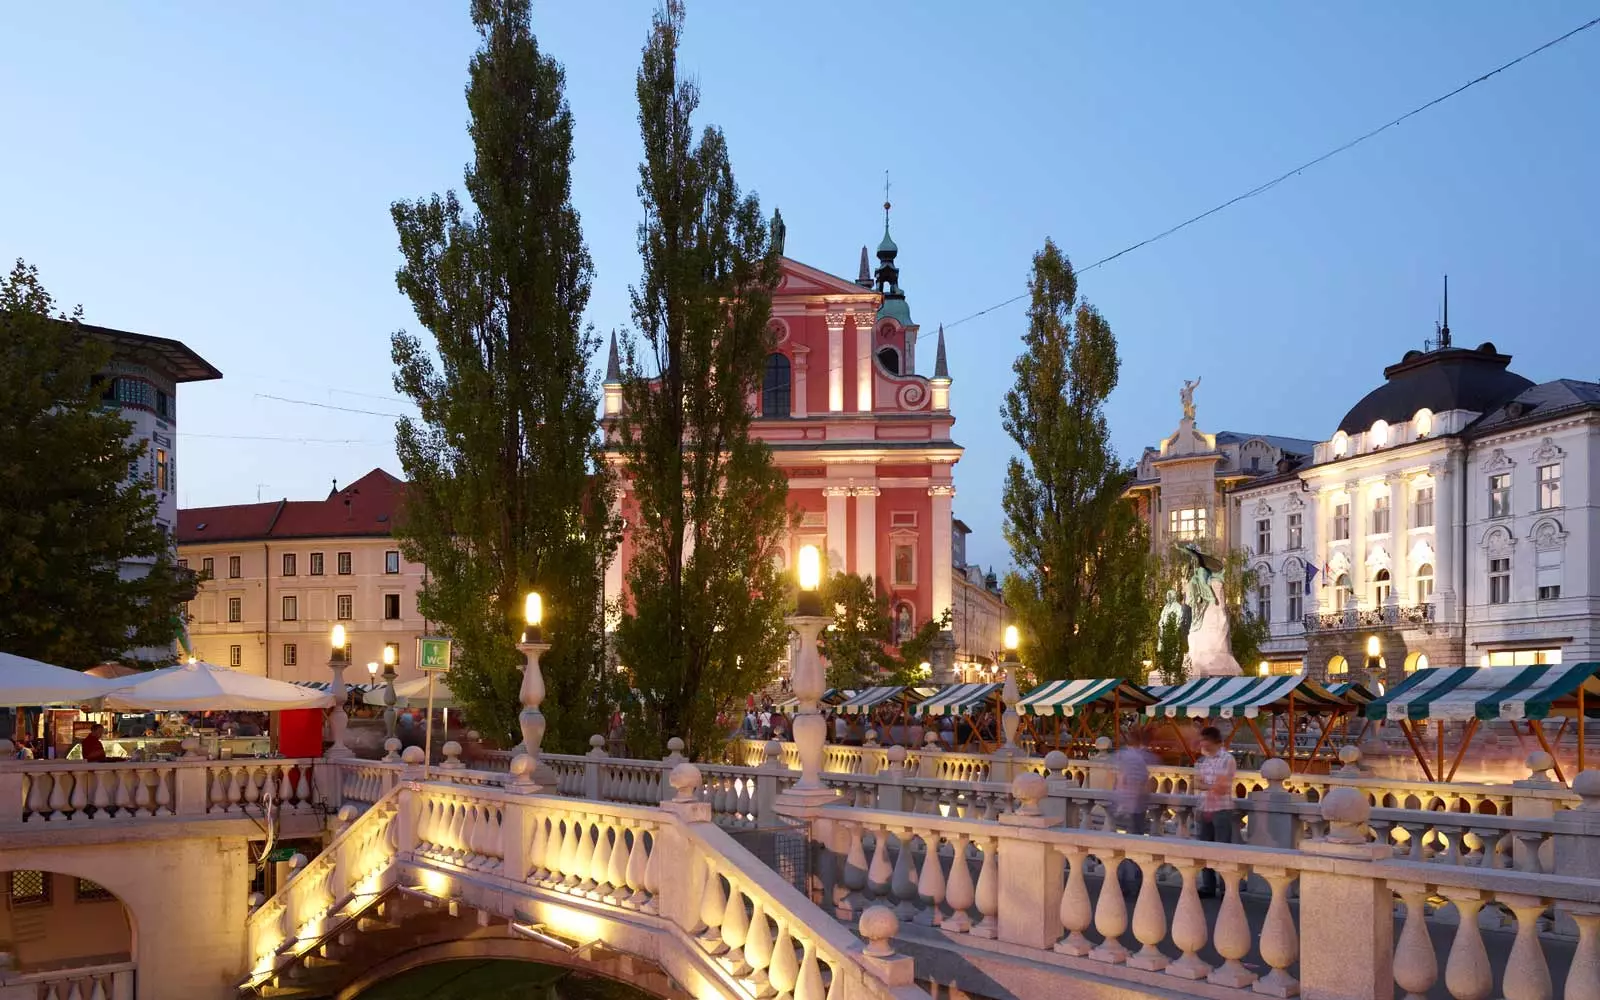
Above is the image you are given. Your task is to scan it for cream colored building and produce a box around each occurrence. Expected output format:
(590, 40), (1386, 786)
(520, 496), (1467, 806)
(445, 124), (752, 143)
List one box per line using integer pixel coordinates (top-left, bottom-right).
(176, 469), (431, 684)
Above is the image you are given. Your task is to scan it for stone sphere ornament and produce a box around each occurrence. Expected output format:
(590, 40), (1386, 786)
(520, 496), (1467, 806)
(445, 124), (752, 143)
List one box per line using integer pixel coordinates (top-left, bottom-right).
(1043, 750), (1070, 775)
(859, 905), (901, 957)
(509, 753), (536, 785)
(669, 762), (703, 802)
(1319, 785), (1372, 844)
(1011, 772), (1047, 816)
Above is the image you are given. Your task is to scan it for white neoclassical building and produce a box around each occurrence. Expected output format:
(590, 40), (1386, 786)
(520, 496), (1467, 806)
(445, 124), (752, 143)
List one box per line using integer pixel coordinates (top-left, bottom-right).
(1231, 330), (1599, 683)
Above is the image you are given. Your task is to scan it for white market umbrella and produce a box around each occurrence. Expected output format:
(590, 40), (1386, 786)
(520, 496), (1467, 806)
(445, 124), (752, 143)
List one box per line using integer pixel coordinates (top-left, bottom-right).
(364, 675), (457, 709)
(0, 652), (132, 706)
(103, 661), (336, 712)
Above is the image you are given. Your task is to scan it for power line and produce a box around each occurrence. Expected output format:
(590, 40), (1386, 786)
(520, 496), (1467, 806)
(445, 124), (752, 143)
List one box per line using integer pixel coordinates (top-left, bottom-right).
(235, 374), (410, 406)
(944, 13), (1600, 331)
(178, 432), (378, 444)
(254, 394), (408, 418)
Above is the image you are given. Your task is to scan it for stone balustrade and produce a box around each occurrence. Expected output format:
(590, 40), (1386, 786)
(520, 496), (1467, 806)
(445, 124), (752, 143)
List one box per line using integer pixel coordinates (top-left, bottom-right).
(0, 960), (136, 1000)
(0, 758), (322, 824)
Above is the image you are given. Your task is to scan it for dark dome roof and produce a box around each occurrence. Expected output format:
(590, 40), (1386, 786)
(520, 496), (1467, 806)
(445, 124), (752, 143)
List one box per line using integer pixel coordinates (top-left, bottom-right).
(1337, 344), (1534, 435)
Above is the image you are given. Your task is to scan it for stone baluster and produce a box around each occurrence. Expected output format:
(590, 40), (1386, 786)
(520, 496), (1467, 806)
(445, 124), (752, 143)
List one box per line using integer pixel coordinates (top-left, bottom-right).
(1253, 867), (1300, 997)
(1054, 846), (1093, 956)
(698, 862), (726, 952)
(1089, 850), (1129, 964)
(23, 771), (50, 820)
(889, 829), (919, 920)
(559, 815), (583, 887)
(1165, 859), (1211, 980)
(133, 768), (153, 815)
(1207, 863), (1256, 987)
(915, 831), (946, 926)
(68, 769), (89, 818)
(971, 837), (999, 939)
(91, 769), (114, 819)
(527, 814), (549, 883)
(641, 825), (660, 915)
(866, 826), (892, 903)
(624, 827), (651, 908)
(1127, 853), (1168, 971)
(720, 879), (752, 976)
(603, 822), (630, 904)
(1563, 906), (1600, 1000)
(839, 823), (869, 919)
(48, 770), (72, 820)
(768, 920), (799, 999)
(1500, 894), (1552, 1000)
(1442, 890), (1493, 1000)
(942, 835), (975, 934)
(744, 901), (774, 993)
(795, 940), (825, 1000)
(542, 816), (566, 883)
(1392, 881), (1438, 1000)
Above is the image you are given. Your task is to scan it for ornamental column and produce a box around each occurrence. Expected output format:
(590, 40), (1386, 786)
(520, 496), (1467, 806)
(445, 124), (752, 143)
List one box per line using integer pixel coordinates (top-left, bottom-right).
(853, 310), (876, 413)
(929, 485), (956, 623)
(826, 311), (846, 413)
(1434, 456), (1457, 622)
(824, 486), (851, 575)
(1347, 480), (1366, 607)
(854, 486), (880, 581)
(791, 345), (810, 418)
(1391, 472), (1410, 607)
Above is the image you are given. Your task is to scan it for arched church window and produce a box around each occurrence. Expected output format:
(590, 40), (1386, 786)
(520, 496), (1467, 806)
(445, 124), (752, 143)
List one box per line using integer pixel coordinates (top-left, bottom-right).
(762, 353), (791, 418)
(876, 347), (900, 375)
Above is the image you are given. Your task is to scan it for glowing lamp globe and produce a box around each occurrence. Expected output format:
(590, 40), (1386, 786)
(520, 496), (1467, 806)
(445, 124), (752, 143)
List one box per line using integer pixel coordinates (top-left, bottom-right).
(382, 645), (397, 667)
(330, 624), (347, 658)
(521, 591), (544, 645)
(795, 545), (823, 616)
(1003, 625), (1019, 652)
(1366, 635), (1381, 659)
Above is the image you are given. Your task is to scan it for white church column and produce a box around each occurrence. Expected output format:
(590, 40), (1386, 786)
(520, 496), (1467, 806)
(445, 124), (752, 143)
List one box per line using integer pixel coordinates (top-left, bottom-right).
(824, 486), (851, 575)
(854, 310), (876, 413)
(929, 485), (956, 623)
(826, 311), (845, 413)
(791, 345), (809, 418)
(854, 486), (879, 581)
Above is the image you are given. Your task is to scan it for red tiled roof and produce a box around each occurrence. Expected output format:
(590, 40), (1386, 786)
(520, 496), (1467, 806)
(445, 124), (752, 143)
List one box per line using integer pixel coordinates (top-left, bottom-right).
(177, 468), (406, 543)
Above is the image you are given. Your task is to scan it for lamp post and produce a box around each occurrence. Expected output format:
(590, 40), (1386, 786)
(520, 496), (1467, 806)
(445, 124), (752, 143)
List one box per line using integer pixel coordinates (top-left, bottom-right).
(381, 644), (398, 741)
(999, 624), (1022, 754)
(784, 545), (832, 797)
(326, 624), (353, 759)
(515, 592), (549, 768)
(1364, 634), (1383, 690)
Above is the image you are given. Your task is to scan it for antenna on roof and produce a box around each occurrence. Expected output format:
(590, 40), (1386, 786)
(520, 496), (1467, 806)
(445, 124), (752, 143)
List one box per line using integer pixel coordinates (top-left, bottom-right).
(1438, 275), (1451, 350)
(256, 483), (269, 502)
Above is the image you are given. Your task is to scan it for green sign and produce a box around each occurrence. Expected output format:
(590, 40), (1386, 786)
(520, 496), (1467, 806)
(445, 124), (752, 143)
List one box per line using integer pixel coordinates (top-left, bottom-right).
(265, 845), (296, 863)
(418, 636), (453, 672)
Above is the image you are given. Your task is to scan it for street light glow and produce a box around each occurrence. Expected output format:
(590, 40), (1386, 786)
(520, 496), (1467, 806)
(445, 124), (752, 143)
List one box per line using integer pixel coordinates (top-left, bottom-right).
(1366, 635), (1380, 658)
(525, 591), (543, 627)
(330, 624), (347, 651)
(1258, 660), (1269, 676)
(1003, 624), (1019, 652)
(382, 644), (397, 667)
(797, 545), (821, 591)
(366, 661), (379, 677)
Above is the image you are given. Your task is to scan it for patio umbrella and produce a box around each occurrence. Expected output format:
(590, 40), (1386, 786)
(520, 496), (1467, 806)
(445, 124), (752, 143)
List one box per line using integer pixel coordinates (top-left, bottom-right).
(363, 675), (457, 709)
(0, 652), (132, 706)
(103, 661), (336, 712)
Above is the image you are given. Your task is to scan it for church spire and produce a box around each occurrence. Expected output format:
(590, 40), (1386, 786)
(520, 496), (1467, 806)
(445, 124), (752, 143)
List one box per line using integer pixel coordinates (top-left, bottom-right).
(856, 246), (872, 288)
(605, 330), (621, 383)
(933, 325), (949, 379)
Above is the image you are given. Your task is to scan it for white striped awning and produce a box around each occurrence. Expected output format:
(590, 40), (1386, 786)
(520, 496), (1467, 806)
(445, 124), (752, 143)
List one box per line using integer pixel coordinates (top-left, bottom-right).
(1145, 675), (1352, 720)
(1366, 664), (1600, 722)
(914, 683), (1001, 717)
(291, 680), (379, 695)
(1018, 678), (1156, 717)
(839, 686), (912, 716)
(772, 689), (847, 712)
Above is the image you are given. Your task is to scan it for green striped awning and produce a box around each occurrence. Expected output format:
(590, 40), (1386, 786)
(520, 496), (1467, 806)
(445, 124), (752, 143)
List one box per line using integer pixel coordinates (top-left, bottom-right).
(1365, 664), (1600, 722)
(838, 686), (933, 716)
(914, 683), (1001, 717)
(1327, 682), (1378, 706)
(773, 688), (846, 712)
(1018, 678), (1156, 717)
(1145, 675), (1352, 719)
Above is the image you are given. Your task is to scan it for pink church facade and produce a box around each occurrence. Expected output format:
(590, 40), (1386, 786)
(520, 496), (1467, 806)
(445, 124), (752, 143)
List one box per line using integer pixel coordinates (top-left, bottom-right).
(602, 227), (962, 647)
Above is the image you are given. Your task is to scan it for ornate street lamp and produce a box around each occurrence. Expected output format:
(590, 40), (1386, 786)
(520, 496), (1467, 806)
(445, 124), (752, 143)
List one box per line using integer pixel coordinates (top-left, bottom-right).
(515, 591), (549, 768)
(785, 545), (832, 797)
(381, 644), (398, 741)
(999, 625), (1022, 756)
(1364, 634), (1384, 690)
(326, 624), (353, 758)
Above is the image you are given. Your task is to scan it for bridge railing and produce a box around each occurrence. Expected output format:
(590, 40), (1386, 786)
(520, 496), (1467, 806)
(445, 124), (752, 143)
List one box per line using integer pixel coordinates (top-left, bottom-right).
(0, 959), (135, 1000)
(802, 776), (1600, 1000)
(0, 757), (324, 824)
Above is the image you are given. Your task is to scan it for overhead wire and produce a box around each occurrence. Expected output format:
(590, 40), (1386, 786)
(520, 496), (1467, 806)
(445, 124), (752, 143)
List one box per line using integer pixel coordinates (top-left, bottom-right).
(943, 13), (1600, 332)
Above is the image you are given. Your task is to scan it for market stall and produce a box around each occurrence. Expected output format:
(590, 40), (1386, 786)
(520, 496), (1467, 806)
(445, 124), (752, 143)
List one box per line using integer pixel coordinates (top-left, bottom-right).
(1017, 678), (1157, 752)
(771, 688), (846, 713)
(1364, 663), (1600, 782)
(1145, 674), (1361, 771)
(914, 682), (1002, 751)
(0, 652), (131, 706)
(837, 685), (936, 745)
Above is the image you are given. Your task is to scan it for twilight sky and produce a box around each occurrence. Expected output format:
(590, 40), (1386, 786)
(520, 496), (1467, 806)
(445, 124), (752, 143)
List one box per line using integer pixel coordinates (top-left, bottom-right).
(3, 2), (1597, 572)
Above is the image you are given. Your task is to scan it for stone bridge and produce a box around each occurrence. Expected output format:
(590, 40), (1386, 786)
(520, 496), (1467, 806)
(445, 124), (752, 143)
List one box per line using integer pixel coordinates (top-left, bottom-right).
(5, 741), (1600, 1000)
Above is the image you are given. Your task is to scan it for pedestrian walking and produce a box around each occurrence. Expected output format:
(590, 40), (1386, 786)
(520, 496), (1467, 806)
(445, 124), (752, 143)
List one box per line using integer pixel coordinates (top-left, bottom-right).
(1194, 725), (1237, 897)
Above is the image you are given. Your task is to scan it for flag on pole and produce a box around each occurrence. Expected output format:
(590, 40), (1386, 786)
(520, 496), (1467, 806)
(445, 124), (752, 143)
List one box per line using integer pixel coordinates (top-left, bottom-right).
(1304, 563), (1320, 594)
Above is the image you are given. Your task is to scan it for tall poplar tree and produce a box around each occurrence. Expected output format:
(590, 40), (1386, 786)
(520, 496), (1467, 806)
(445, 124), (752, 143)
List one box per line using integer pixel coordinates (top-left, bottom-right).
(389, 0), (616, 750)
(0, 260), (196, 667)
(1001, 240), (1153, 681)
(613, 0), (791, 758)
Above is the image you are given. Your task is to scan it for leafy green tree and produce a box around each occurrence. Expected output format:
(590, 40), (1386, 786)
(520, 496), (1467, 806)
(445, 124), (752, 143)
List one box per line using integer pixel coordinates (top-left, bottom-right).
(1000, 240), (1153, 681)
(389, 0), (618, 750)
(0, 261), (196, 668)
(613, 0), (791, 759)
(817, 572), (894, 688)
(887, 608), (953, 686)
(1153, 613), (1188, 685)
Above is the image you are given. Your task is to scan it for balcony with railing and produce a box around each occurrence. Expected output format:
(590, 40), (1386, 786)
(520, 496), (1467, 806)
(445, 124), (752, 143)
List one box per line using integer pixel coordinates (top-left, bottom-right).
(1303, 601), (1434, 632)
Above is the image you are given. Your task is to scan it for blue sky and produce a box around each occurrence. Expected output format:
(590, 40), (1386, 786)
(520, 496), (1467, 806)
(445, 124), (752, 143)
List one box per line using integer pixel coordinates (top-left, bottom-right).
(3, 2), (1596, 572)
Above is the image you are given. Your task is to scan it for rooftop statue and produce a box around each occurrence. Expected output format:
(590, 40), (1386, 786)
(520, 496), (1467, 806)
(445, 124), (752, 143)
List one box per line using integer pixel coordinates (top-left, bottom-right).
(1180, 376), (1201, 421)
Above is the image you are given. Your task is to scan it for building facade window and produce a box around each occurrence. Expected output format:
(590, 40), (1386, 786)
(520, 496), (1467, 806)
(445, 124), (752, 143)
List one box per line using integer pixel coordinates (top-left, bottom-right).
(761, 353), (791, 418)
(75, 878), (115, 902)
(337, 594), (353, 620)
(1416, 563), (1434, 604)
(1256, 584), (1271, 623)
(1415, 486), (1434, 528)
(384, 593), (401, 620)
(155, 448), (170, 492)
(1334, 503), (1350, 541)
(892, 543), (916, 586)
(202, 556), (214, 578)
(309, 552), (325, 575)
(9, 870), (49, 905)
(1286, 583), (1302, 624)
(385, 550), (400, 574)
(228, 555), (242, 578)
(1334, 574), (1353, 610)
(1371, 495), (1390, 535)
(1539, 584), (1562, 601)
(1169, 507), (1207, 541)
(229, 645), (242, 667)
(1256, 519), (1271, 555)
(178, 558), (188, 570)
(337, 551), (352, 575)
(1538, 464), (1562, 510)
(1489, 474), (1512, 519)
(1487, 648), (1562, 667)
(1489, 557), (1511, 605)
(281, 595), (298, 621)
(1373, 568), (1391, 605)
(227, 597), (242, 623)
(1287, 512), (1303, 550)
(1327, 655), (1348, 676)
(282, 553), (296, 576)
(283, 643), (298, 666)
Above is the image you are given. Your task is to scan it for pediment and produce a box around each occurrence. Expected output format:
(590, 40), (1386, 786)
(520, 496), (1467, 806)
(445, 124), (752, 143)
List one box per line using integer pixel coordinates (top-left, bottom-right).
(776, 257), (879, 299)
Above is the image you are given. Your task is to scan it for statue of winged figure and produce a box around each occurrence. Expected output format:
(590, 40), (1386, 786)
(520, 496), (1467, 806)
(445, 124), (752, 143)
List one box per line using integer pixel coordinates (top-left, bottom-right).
(1178, 542), (1224, 632)
(1180, 377), (1201, 421)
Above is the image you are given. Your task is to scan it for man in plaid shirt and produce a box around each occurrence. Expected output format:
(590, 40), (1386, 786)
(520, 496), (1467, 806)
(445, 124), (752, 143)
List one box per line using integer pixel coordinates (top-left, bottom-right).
(1194, 725), (1237, 897)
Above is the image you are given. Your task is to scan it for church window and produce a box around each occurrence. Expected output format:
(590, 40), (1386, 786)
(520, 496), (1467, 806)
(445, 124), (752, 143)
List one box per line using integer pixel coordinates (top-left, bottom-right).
(876, 347), (900, 375)
(762, 353), (791, 418)
(892, 543), (916, 586)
